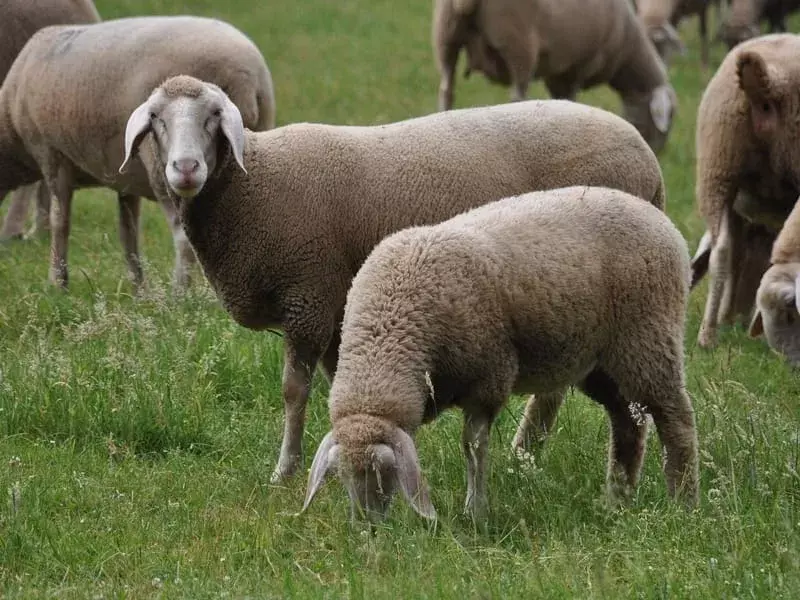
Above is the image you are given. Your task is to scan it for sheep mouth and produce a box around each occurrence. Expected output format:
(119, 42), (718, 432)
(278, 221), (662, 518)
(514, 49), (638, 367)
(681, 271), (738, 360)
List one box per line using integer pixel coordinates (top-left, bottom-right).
(169, 177), (204, 198)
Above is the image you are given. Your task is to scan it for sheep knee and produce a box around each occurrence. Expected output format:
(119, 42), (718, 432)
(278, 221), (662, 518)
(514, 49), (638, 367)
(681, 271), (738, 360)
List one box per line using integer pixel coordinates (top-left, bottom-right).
(512, 390), (565, 451)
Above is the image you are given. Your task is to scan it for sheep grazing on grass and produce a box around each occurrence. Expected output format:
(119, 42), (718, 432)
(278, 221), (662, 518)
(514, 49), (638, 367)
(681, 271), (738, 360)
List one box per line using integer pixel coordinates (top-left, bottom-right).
(0, 0), (101, 242)
(301, 187), (699, 524)
(694, 34), (800, 349)
(748, 198), (800, 365)
(720, 0), (800, 49)
(120, 75), (668, 483)
(635, 0), (720, 67)
(432, 0), (677, 153)
(0, 16), (275, 290)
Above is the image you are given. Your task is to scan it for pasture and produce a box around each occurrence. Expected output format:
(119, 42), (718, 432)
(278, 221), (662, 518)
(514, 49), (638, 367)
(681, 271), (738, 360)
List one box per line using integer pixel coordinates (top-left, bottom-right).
(0, 0), (798, 597)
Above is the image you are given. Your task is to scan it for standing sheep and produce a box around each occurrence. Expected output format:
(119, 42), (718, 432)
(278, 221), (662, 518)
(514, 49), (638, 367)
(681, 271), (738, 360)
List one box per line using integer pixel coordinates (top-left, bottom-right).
(635, 0), (719, 67)
(748, 197), (800, 365)
(694, 34), (800, 348)
(432, 0), (678, 153)
(0, 0), (101, 242)
(120, 75), (668, 482)
(0, 16), (275, 290)
(301, 187), (699, 523)
(720, 0), (800, 49)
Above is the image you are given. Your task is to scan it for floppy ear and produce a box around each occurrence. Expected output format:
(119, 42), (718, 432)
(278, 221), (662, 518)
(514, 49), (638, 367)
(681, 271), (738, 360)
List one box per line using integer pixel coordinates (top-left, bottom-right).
(119, 100), (154, 174)
(748, 310), (764, 338)
(649, 85), (674, 134)
(219, 93), (247, 175)
(794, 273), (800, 314)
(301, 431), (340, 513)
(652, 24), (686, 56)
(392, 428), (436, 520)
(737, 50), (778, 102)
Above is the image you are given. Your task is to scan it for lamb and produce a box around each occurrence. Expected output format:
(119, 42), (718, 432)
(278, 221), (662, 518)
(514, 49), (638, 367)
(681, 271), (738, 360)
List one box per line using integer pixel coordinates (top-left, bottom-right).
(720, 0), (800, 49)
(0, 16), (275, 290)
(635, 0), (717, 66)
(300, 186), (699, 524)
(748, 197), (800, 365)
(119, 75), (668, 483)
(693, 34), (800, 348)
(0, 0), (101, 242)
(432, 0), (678, 153)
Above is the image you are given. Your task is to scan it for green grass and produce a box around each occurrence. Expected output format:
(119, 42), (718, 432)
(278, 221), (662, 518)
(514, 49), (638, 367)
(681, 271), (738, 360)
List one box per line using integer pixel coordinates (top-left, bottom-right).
(1, 1), (799, 597)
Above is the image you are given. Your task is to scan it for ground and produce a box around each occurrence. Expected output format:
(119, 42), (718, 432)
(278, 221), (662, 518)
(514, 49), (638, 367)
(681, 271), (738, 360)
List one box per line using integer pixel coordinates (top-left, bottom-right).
(0, 1), (798, 598)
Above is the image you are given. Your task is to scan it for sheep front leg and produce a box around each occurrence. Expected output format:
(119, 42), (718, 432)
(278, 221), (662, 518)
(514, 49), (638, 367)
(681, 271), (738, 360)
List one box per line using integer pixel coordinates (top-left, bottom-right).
(435, 41), (460, 111)
(462, 412), (491, 523)
(698, 208), (733, 348)
(45, 163), (75, 289)
(118, 193), (143, 291)
(717, 210), (745, 325)
(511, 389), (565, 451)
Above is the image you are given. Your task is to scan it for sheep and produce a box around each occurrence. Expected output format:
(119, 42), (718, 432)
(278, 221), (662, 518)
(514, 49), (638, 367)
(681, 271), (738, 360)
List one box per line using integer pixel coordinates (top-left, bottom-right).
(119, 75), (668, 482)
(748, 196), (800, 365)
(0, 16), (275, 290)
(635, 0), (718, 67)
(694, 33), (800, 349)
(432, 0), (678, 153)
(0, 0), (101, 242)
(300, 186), (699, 524)
(720, 0), (800, 49)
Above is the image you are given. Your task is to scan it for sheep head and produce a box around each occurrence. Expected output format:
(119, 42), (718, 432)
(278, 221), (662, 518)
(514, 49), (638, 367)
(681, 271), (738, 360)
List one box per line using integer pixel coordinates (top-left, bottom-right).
(301, 427), (436, 523)
(648, 23), (687, 63)
(622, 83), (676, 154)
(119, 75), (246, 199)
(749, 263), (800, 366)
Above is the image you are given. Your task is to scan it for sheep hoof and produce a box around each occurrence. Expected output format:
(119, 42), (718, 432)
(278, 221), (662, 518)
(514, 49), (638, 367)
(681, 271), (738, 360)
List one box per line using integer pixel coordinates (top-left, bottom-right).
(270, 462), (298, 483)
(696, 327), (718, 349)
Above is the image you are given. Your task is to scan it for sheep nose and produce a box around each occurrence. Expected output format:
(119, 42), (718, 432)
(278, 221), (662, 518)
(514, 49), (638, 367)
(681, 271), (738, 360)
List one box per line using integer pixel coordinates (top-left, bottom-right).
(172, 158), (200, 175)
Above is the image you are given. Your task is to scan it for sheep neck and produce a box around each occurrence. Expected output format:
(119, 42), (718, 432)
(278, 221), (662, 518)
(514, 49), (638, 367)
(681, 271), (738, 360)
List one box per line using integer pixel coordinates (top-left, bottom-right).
(609, 18), (667, 96)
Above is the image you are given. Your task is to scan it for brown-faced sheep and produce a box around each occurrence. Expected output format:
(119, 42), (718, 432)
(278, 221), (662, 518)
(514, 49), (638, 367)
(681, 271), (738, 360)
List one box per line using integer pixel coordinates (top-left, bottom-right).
(0, 16), (275, 290)
(301, 187), (698, 524)
(120, 75), (668, 483)
(694, 34), (800, 348)
(433, 0), (677, 153)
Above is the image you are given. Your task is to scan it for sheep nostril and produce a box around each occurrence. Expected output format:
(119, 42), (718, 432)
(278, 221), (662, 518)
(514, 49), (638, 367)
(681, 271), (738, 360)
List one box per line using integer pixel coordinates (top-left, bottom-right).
(172, 159), (200, 175)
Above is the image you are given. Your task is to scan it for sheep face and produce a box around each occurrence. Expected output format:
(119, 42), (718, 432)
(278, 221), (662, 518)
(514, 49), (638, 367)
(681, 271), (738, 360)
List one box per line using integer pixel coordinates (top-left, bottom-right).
(736, 49), (800, 182)
(301, 429), (436, 523)
(749, 263), (800, 366)
(647, 24), (687, 63)
(621, 84), (676, 154)
(119, 76), (246, 199)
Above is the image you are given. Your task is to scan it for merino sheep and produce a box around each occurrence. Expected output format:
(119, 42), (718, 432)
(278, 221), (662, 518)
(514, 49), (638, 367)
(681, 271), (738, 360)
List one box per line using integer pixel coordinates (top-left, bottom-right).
(748, 197), (800, 364)
(635, 0), (718, 66)
(720, 0), (800, 49)
(120, 75), (668, 482)
(694, 34), (800, 348)
(300, 187), (699, 523)
(432, 0), (678, 153)
(0, 16), (275, 290)
(0, 0), (101, 242)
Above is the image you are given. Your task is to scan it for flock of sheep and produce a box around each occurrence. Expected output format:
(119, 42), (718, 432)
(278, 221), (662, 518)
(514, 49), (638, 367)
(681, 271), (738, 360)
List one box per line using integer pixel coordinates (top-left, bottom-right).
(1, 0), (799, 525)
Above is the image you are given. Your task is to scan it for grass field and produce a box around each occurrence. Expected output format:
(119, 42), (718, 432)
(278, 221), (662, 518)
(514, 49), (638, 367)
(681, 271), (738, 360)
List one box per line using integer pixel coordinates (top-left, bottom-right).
(1, 1), (799, 597)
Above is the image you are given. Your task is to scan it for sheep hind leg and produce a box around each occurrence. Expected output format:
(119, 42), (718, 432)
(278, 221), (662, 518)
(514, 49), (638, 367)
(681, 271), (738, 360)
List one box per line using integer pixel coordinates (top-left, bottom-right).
(698, 208), (733, 348)
(511, 389), (566, 452)
(462, 411), (492, 525)
(118, 193), (143, 293)
(580, 369), (648, 506)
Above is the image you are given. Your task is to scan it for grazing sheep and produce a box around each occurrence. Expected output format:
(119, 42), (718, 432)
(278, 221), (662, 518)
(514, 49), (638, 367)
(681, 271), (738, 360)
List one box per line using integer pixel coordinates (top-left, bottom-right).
(432, 0), (678, 153)
(301, 187), (699, 523)
(694, 34), (800, 348)
(720, 0), (800, 49)
(635, 0), (718, 66)
(120, 75), (668, 482)
(748, 197), (800, 364)
(0, 16), (275, 290)
(0, 0), (101, 242)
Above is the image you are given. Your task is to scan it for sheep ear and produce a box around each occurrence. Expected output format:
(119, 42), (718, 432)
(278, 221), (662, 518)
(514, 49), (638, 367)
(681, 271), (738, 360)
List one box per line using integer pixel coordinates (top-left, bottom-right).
(748, 310), (764, 338)
(392, 428), (436, 520)
(219, 94), (247, 175)
(301, 431), (340, 513)
(119, 100), (153, 174)
(793, 273), (800, 314)
(649, 85), (674, 134)
(737, 51), (775, 102)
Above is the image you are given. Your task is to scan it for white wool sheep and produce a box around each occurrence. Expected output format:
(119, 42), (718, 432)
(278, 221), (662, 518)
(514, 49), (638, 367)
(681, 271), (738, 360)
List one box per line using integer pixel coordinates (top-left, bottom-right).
(0, 16), (275, 290)
(432, 0), (678, 153)
(301, 186), (699, 523)
(119, 75), (668, 483)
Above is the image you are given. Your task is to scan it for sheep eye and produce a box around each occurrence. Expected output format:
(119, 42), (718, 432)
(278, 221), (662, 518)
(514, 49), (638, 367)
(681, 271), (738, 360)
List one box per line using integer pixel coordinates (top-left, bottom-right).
(212, 109), (222, 118)
(762, 102), (770, 113)
(149, 112), (157, 120)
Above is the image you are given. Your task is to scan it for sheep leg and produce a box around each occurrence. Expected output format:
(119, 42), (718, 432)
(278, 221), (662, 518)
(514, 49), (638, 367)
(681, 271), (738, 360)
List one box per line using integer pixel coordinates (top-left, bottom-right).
(319, 326), (342, 381)
(158, 196), (197, 291)
(0, 186), (35, 241)
(30, 181), (52, 238)
(648, 392), (699, 507)
(45, 162), (75, 289)
(717, 211), (745, 325)
(511, 389), (566, 451)
(698, 208), (733, 348)
(272, 342), (320, 482)
(699, 9), (709, 69)
(462, 412), (491, 523)
(435, 40), (460, 111)
(118, 193), (144, 292)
